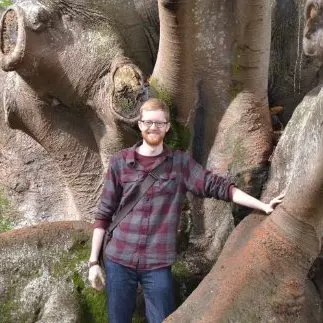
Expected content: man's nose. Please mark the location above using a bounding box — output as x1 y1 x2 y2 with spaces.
150 122 158 129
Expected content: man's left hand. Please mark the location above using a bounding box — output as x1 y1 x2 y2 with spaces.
264 192 285 215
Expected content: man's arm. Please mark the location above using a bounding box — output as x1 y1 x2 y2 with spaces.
88 228 106 291
183 152 233 201
89 227 105 263
182 152 284 213
231 187 284 215
88 155 122 290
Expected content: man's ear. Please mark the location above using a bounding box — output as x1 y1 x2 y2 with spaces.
138 120 143 132
166 122 171 133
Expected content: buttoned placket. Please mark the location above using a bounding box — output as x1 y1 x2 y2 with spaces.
130 160 155 268
137 185 154 268
117 142 175 269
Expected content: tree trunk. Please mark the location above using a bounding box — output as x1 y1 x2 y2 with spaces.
0 0 156 221
190 0 273 261
151 0 196 125
166 145 323 322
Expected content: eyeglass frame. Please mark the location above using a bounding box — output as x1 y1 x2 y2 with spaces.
139 120 170 128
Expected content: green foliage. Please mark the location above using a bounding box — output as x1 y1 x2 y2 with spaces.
0 0 13 8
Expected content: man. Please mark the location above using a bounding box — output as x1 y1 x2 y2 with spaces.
88 98 284 323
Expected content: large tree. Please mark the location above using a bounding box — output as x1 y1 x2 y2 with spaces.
0 0 273 259
0 0 322 321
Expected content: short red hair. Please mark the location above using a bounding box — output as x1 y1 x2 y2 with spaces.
139 98 170 121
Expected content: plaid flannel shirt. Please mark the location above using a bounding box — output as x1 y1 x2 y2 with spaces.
94 141 234 270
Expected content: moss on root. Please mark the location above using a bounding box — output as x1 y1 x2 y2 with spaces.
0 296 17 323
230 43 244 99
172 261 201 308
0 266 45 323
0 189 13 232
149 78 191 150
50 241 109 322
73 272 108 323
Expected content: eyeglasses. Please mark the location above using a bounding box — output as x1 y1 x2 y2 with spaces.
140 120 169 128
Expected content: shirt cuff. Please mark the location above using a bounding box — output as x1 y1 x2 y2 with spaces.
93 219 110 230
228 184 235 201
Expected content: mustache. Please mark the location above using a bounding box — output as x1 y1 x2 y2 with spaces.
145 131 160 134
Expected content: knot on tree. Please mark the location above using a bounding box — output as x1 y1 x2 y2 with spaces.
0 5 26 71
109 57 148 123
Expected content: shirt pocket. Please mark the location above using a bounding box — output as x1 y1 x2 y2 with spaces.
157 171 178 195
120 173 142 196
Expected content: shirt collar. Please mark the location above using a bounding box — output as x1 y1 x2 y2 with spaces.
126 140 173 167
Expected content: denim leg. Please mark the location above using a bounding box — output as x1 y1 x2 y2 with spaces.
139 266 175 323
105 259 138 323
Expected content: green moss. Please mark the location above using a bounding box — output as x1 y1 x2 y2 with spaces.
230 43 244 99
119 97 134 111
0 298 16 323
0 264 48 323
52 241 89 276
0 189 13 232
0 218 12 232
172 261 191 280
50 241 109 322
149 78 191 150
172 261 201 307
226 138 249 175
229 81 243 99
0 0 12 8
73 272 107 323
231 43 242 77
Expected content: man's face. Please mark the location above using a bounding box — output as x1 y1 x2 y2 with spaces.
138 109 170 146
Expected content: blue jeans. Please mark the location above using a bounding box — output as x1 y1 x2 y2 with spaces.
104 259 175 323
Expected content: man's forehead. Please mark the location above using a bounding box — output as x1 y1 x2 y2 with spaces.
141 109 167 120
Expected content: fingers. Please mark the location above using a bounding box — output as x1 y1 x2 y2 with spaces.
265 205 274 215
271 193 285 205
271 198 281 205
278 192 286 199
94 276 105 291
89 265 105 291
98 270 106 288
276 192 286 200
98 270 105 285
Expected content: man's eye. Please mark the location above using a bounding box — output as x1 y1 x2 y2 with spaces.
156 122 164 126
142 120 153 126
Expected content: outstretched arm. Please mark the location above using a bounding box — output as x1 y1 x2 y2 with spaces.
231 187 284 215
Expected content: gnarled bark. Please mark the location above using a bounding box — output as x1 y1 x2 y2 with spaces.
166 144 323 322
1 0 323 321
0 0 157 221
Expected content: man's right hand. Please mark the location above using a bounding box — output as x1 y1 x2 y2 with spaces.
88 264 106 291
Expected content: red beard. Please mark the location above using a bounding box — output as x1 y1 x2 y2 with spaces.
142 131 165 146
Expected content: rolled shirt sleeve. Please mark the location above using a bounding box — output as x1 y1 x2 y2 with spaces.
183 152 235 201
94 155 122 228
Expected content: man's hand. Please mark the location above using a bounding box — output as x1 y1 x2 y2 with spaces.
89 264 106 291
263 193 285 215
